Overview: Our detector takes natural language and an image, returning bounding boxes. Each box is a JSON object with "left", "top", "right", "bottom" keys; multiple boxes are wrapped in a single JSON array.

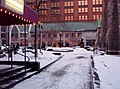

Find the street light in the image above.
[
  {"left": 59, "top": 32, "right": 62, "bottom": 47},
  {"left": 38, "top": 21, "right": 43, "bottom": 53}
]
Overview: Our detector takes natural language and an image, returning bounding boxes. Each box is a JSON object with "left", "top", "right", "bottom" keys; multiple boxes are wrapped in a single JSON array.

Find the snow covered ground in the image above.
[
  {"left": 12, "top": 48, "right": 92, "bottom": 89},
  {"left": 0, "top": 47, "right": 120, "bottom": 89},
  {"left": 0, "top": 48, "right": 62, "bottom": 68},
  {"left": 93, "top": 54, "right": 120, "bottom": 89}
]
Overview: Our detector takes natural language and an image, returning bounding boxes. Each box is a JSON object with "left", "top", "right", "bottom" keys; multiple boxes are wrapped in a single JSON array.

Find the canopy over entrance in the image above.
[{"left": 0, "top": 0, "right": 39, "bottom": 26}]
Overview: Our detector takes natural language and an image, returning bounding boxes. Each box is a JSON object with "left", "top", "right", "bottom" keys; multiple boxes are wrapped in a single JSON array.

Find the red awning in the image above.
[{"left": 0, "top": 3, "right": 39, "bottom": 26}]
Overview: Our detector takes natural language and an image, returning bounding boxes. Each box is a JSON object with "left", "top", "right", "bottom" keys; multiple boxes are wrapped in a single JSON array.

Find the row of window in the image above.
[
  {"left": 79, "top": 15, "right": 88, "bottom": 20},
  {"left": 78, "top": 0, "right": 88, "bottom": 6},
  {"left": 78, "top": 8, "right": 88, "bottom": 13},
  {"left": 93, "top": 0, "right": 102, "bottom": 5},
  {"left": 51, "top": 0, "right": 102, "bottom": 7},
  {"left": 40, "top": 14, "right": 102, "bottom": 22},
  {"left": 64, "top": 8, "right": 74, "bottom": 13},
  {"left": 93, "top": 14, "right": 102, "bottom": 19},
  {"left": 64, "top": 1, "right": 74, "bottom": 6},
  {"left": 39, "top": 9, "right": 60, "bottom": 15},
  {"left": 51, "top": 9, "right": 60, "bottom": 14},
  {"left": 40, "top": 3, "right": 47, "bottom": 8},
  {"left": 28, "top": 0, "right": 103, "bottom": 9},
  {"left": 93, "top": 7, "right": 102, "bottom": 12},
  {"left": 65, "top": 16, "right": 74, "bottom": 21},
  {"left": 64, "top": 7, "right": 102, "bottom": 13},
  {"left": 51, "top": 2, "right": 60, "bottom": 7},
  {"left": 40, "top": 7, "right": 102, "bottom": 15},
  {"left": 38, "top": 33, "right": 82, "bottom": 38}
]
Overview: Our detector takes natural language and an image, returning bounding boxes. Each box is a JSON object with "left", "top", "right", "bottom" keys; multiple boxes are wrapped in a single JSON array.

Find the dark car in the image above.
[{"left": 84, "top": 46, "right": 94, "bottom": 51}]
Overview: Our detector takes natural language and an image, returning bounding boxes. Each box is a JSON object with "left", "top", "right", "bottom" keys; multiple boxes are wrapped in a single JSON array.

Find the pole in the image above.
[
  {"left": 34, "top": 0, "right": 41, "bottom": 61},
  {"left": 0, "top": 26, "right": 2, "bottom": 48},
  {"left": 7, "top": 26, "right": 10, "bottom": 62},
  {"left": 39, "top": 25, "right": 43, "bottom": 53},
  {"left": 35, "top": 24, "right": 37, "bottom": 62},
  {"left": 59, "top": 32, "right": 62, "bottom": 47},
  {"left": 24, "top": 25, "right": 26, "bottom": 73},
  {"left": 39, "top": 28, "right": 41, "bottom": 53}
]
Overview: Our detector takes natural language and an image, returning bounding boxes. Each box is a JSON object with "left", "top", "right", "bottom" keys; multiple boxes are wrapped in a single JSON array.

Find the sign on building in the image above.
[{"left": 1, "top": 0, "right": 24, "bottom": 15}]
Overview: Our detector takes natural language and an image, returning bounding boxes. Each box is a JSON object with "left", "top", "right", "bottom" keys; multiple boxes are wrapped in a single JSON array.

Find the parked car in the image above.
[{"left": 84, "top": 46, "right": 94, "bottom": 51}]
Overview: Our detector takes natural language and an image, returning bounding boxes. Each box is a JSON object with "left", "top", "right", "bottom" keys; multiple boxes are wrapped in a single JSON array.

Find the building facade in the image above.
[
  {"left": 25, "top": 0, "right": 103, "bottom": 47},
  {"left": 0, "top": 0, "right": 103, "bottom": 47},
  {"left": 26, "top": 0, "right": 103, "bottom": 23}
]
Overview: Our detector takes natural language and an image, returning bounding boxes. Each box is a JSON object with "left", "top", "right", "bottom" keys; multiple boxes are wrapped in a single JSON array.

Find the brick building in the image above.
[
  {"left": 0, "top": 0, "right": 103, "bottom": 47},
  {"left": 24, "top": 0, "right": 103, "bottom": 47},
  {"left": 26, "top": 0, "right": 103, "bottom": 23}
]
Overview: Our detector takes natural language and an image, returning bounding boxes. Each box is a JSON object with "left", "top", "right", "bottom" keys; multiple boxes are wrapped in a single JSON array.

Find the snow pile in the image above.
[{"left": 46, "top": 47, "right": 74, "bottom": 52}]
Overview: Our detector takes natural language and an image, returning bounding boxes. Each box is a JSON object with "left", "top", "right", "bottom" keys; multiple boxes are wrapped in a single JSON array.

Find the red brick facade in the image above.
[{"left": 26, "top": 0, "right": 103, "bottom": 23}]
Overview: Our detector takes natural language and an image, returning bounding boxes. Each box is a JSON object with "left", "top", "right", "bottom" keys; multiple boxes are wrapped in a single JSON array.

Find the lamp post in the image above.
[
  {"left": 34, "top": 0, "right": 41, "bottom": 61},
  {"left": 38, "top": 21, "right": 43, "bottom": 53},
  {"left": 59, "top": 32, "right": 62, "bottom": 47}
]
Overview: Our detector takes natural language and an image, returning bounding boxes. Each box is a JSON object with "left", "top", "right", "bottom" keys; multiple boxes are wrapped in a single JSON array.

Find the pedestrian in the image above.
[{"left": 80, "top": 38, "right": 84, "bottom": 48}]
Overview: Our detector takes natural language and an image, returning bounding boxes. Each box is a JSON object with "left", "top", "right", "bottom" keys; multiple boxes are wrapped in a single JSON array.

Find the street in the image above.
[{"left": 12, "top": 48, "right": 93, "bottom": 89}]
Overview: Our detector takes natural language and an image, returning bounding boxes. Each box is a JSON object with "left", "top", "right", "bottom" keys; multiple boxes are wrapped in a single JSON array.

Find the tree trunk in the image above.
[
  {"left": 107, "top": 0, "right": 119, "bottom": 55},
  {"left": 99, "top": 0, "right": 108, "bottom": 50}
]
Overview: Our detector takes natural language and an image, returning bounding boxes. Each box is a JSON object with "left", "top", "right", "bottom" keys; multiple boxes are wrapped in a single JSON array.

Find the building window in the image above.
[
  {"left": 71, "top": 33, "right": 75, "bottom": 37},
  {"left": 78, "top": 8, "right": 88, "bottom": 13},
  {"left": 64, "top": 8, "right": 74, "bottom": 13},
  {"left": 79, "top": 15, "right": 88, "bottom": 20},
  {"left": 93, "top": 0, "right": 102, "bottom": 5},
  {"left": 51, "top": 2, "right": 60, "bottom": 7},
  {"left": 78, "top": 0, "right": 88, "bottom": 6},
  {"left": 52, "top": 17, "right": 57, "bottom": 21},
  {"left": 40, "top": 18, "right": 47, "bottom": 22},
  {"left": 64, "top": 1, "right": 74, "bottom": 6},
  {"left": 78, "top": 33, "right": 82, "bottom": 37},
  {"left": 86, "top": 40, "right": 95, "bottom": 46},
  {"left": 65, "top": 33, "right": 69, "bottom": 37},
  {"left": 93, "top": 15, "right": 102, "bottom": 20},
  {"left": 40, "top": 3, "right": 47, "bottom": 8},
  {"left": 39, "top": 10, "right": 47, "bottom": 15},
  {"left": 51, "top": 9, "right": 60, "bottom": 14},
  {"left": 93, "top": 7, "right": 102, "bottom": 12},
  {"left": 65, "top": 16, "right": 74, "bottom": 21}
]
